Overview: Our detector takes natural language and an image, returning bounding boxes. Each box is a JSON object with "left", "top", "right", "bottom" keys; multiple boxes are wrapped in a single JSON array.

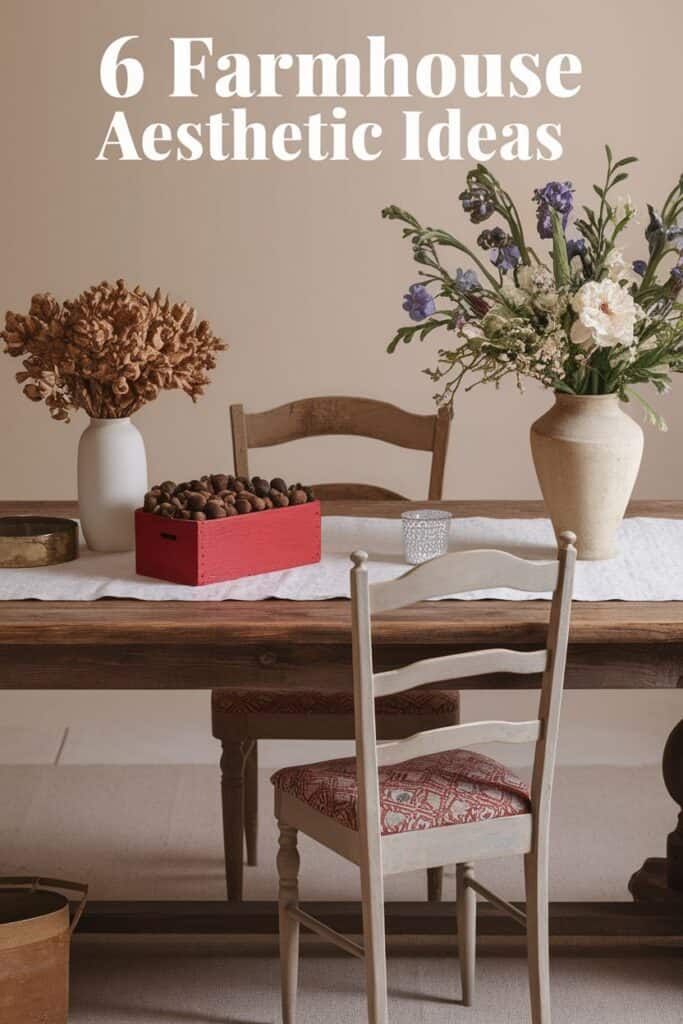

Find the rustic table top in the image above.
[{"left": 0, "top": 499, "right": 681, "bottom": 650}]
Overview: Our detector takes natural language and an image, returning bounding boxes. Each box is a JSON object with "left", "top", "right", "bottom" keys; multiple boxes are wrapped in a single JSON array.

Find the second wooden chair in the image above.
[
  {"left": 212, "top": 395, "right": 457, "bottom": 901},
  {"left": 272, "top": 537, "right": 576, "bottom": 1023}
]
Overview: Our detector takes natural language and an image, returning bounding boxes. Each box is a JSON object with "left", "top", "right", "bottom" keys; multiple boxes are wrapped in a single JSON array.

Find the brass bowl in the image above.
[{"left": 0, "top": 517, "right": 79, "bottom": 568}]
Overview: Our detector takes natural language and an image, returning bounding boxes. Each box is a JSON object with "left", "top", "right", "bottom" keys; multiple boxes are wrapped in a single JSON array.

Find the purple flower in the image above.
[
  {"left": 402, "top": 283, "right": 435, "bottom": 322},
  {"left": 567, "top": 238, "right": 587, "bottom": 262},
  {"left": 459, "top": 186, "right": 495, "bottom": 224},
  {"left": 632, "top": 259, "right": 647, "bottom": 277},
  {"left": 490, "top": 244, "right": 521, "bottom": 275},
  {"left": 454, "top": 268, "right": 480, "bottom": 293},
  {"left": 533, "top": 181, "right": 574, "bottom": 239},
  {"left": 670, "top": 259, "right": 683, "bottom": 290}
]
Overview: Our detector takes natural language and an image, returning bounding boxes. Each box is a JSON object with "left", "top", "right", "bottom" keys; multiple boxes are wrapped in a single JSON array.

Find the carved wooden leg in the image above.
[
  {"left": 427, "top": 866, "right": 444, "bottom": 902},
  {"left": 277, "top": 822, "right": 300, "bottom": 1024},
  {"left": 629, "top": 718, "right": 683, "bottom": 906},
  {"left": 244, "top": 740, "right": 259, "bottom": 867},
  {"left": 525, "top": 848, "right": 551, "bottom": 1024},
  {"left": 456, "top": 862, "right": 476, "bottom": 1007},
  {"left": 664, "top": 720, "right": 683, "bottom": 890},
  {"left": 220, "top": 741, "right": 246, "bottom": 902}
]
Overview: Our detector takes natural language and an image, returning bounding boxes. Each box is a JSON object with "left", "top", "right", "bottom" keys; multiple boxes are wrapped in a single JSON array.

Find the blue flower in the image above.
[
  {"left": 632, "top": 259, "right": 647, "bottom": 277},
  {"left": 567, "top": 238, "right": 587, "bottom": 262},
  {"left": 454, "top": 268, "right": 480, "bottom": 293},
  {"left": 459, "top": 186, "right": 495, "bottom": 224},
  {"left": 533, "top": 181, "right": 574, "bottom": 239},
  {"left": 490, "top": 244, "right": 521, "bottom": 275},
  {"left": 402, "top": 283, "right": 435, "bottom": 322}
]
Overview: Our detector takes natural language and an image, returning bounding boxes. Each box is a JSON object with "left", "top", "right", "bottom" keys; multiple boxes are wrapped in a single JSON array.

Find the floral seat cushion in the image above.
[
  {"left": 212, "top": 688, "right": 458, "bottom": 717},
  {"left": 271, "top": 749, "right": 530, "bottom": 835}
]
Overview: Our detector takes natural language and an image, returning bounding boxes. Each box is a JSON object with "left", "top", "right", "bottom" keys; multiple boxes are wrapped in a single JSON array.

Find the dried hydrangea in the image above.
[{"left": 2, "top": 279, "right": 226, "bottom": 422}]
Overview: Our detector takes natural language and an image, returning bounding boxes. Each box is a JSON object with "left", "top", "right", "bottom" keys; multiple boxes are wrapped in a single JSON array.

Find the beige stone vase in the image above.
[{"left": 530, "top": 393, "right": 644, "bottom": 561}]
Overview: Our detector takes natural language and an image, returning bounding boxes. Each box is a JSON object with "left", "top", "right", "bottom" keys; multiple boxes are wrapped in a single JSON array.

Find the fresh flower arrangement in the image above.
[
  {"left": 1, "top": 279, "right": 226, "bottom": 422},
  {"left": 383, "top": 148, "right": 683, "bottom": 427}
]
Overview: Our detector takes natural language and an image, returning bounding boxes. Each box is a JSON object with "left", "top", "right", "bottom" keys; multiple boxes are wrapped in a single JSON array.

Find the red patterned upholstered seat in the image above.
[
  {"left": 271, "top": 749, "right": 530, "bottom": 836},
  {"left": 212, "top": 688, "right": 458, "bottom": 717}
]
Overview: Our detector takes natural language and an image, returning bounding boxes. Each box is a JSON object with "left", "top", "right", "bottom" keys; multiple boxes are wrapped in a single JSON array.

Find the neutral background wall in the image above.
[{"left": 0, "top": 0, "right": 681, "bottom": 767}]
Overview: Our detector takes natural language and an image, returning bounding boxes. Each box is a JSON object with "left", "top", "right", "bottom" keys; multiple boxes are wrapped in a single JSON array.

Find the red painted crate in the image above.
[{"left": 135, "top": 500, "right": 321, "bottom": 586}]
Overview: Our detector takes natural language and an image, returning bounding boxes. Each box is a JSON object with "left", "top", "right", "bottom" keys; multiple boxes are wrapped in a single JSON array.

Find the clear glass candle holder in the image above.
[{"left": 401, "top": 509, "right": 452, "bottom": 565}]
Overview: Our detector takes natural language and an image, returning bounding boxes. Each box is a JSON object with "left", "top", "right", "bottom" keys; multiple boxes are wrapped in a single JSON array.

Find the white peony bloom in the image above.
[
  {"left": 570, "top": 279, "right": 640, "bottom": 348},
  {"left": 605, "top": 248, "right": 640, "bottom": 286}
]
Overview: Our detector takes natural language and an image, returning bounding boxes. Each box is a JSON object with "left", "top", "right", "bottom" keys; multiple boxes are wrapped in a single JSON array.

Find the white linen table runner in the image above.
[{"left": 0, "top": 516, "right": 680, "bottom": 602}]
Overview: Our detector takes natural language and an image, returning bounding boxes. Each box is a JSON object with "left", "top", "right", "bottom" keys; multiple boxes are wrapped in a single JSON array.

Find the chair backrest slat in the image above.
[
  {"left": 373, "top": 648, "right": 548, "bottom": 699},
  {"left": 230, "top": 397, "right": 452, "bottom": 500},
  {"left": 350, "top": 533, "right": 576, "bottom": 853},
  {"left": 370, "top": 550, "right": 558, "bottom": 614},
  {"left": 376, "top": 719, "right": 542, "bottom": 768}
]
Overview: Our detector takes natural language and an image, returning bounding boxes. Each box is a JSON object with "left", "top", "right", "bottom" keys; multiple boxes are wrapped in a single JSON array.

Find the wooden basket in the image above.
[
  {"left": 135, "top": 499, "right": 321, "bottom": 586},
  {"left": 0, "top": 877, "right": 87, "bottom": 1024}
]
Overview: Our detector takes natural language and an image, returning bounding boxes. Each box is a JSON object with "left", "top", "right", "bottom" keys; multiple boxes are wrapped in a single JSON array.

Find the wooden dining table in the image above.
[{"left": 1, "top": 497, "right": 682, "bottom": 949}]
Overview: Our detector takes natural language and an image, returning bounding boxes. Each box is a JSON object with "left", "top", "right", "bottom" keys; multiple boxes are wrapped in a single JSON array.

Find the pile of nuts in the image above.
[{"left": 143, "top": 474, "right": 316, "bottom": 521}]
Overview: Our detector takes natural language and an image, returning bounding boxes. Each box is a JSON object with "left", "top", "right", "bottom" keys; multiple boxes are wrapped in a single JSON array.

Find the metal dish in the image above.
[{"left": 0, "top": 517, "right": 79, "bottom": 568}]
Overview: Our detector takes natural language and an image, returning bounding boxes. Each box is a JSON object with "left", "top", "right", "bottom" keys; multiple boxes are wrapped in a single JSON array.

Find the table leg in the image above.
[
  {"left": 220, "top": 741, "right": 247, "bottom": 902},
  {"left": 244, "top": 740, "right": 259, "bottom": 867},
  {"left": 629, "top": 718, "right": 683, "bottom": 908}
]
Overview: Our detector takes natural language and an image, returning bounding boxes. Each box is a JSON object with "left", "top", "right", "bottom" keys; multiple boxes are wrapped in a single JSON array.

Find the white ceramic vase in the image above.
[
  {"left": 530, "top": 393, "right": 643, "bottom": 561},
  {"left": 77, "top": 417, "right": 148, "bottom": 552}
]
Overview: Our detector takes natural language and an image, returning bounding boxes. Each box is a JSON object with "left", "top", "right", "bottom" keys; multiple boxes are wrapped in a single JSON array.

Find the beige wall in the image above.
[
  {"left": 1, "top": 1, "right": 681, "bottom": 766},
  {"left": 1, "top": 0, "right": 682, "bottom": 499}
]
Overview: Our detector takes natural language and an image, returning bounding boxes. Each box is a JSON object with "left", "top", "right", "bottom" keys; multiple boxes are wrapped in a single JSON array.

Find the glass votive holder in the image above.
[{"left": 401, "top": 509, "right": 452, "bottom": 565}]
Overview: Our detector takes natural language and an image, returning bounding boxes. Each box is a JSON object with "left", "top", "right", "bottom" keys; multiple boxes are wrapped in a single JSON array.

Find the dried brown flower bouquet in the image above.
[{"left": 2, "top": 279, "right": 226, "bottom": 422}]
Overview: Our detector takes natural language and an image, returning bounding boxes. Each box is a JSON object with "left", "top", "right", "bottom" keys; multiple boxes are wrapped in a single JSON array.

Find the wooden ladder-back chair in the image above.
[
  {"left": 212, "top": 396, "right": 455, "bottom": 902},
  {"left": 271, "top": 534, "right": 576, "bottom": 1024},
  {"left": 230, "top": 395, "right": 451, "bottom": 500}
]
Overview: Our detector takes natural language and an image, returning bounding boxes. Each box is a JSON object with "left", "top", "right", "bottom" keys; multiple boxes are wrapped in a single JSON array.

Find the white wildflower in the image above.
[
  {"left": 517, "top": 265, "right": 555, "bottom": 294},
  {"left": 501, "top": 279, "right": 529, "bottom": 307},
  {"left": 459, "top": 322, "right": 482, "bottom": 340},
  {"left": 614, "top": 194, "right": 638, "bottom": 223},
  {"left": 606, "top": 248, "right": 640, "bottom": 286},
  {"left": 533, "top": 289, "right": 567, "bottom": 316}
]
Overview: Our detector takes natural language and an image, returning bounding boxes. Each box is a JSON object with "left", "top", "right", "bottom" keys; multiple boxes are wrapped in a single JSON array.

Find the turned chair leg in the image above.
[
  {"left": 525, "top": 848, "right": 551, "bottom": 1024},
  {"left": 220, "top": 740, "right": 247, "bottom": 901},
  {"left": 427, "top": 866, "right": 444, "bottom": 902},
  {"left": 277, "top": 822, "right": 301, "bottom": 1024},
  {"left": 456, "top": 862, "right": 476, "bottom": 1006},
  {"left": 244, "top": 740, "right": 259, "bottom": 867}
]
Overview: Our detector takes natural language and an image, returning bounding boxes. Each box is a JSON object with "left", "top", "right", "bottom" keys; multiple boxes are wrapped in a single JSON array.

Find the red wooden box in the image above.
[{"left": 135, "top": 500, "right": 321, "bottom": 586}]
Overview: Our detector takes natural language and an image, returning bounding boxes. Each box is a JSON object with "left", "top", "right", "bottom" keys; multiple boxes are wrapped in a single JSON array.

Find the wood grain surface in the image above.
[{"left": 0, "top": 500, "right": 681, "bottom": 690}]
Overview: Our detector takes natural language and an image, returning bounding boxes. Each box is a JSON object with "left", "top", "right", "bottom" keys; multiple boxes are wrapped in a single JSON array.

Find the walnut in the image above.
[{"left": 142, "top": 474, "right": 315, "bottom": 521}]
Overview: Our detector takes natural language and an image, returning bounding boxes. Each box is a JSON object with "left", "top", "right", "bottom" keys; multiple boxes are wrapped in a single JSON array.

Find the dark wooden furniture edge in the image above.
[
  {"left": 5, "top": 499, "right": 682, "bottom": 520},
  {"left": 1, "top": 499, "right": 683, "bottom": 652},
  {"left": 72, "top": 900, "right": 683, "bottom": 949}
]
